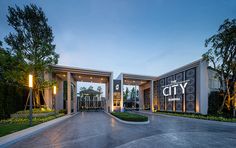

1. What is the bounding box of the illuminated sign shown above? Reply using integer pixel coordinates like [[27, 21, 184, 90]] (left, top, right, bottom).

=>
[[113, 80, 121, 92], [162, 80, 189, 101]]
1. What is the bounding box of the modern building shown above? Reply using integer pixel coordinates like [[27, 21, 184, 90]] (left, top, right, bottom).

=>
[[44, 58, 220, 115]]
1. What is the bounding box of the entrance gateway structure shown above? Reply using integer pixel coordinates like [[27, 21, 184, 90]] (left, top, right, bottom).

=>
[[44, 59, 220, 115]]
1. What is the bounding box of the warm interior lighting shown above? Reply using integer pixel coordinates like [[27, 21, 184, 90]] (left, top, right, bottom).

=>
[[79, 76, 81, 78], [53, 85, 56, 95], [29, 74, 33, 88], [90, 77, 93, 79]]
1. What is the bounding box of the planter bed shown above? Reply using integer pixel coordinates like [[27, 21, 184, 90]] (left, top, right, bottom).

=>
[[156, 111, 236, 122], [11, 112, 55, 118], [0, 113, 64, 137], [111, 112, 148, 122]]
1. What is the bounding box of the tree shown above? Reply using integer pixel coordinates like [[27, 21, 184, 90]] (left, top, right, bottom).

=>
[[123, 87, 129, 102], [130, 87, 136, 100], [97, 86, 102, 94], [203, 19, 236, 114], [4, 4, 59, 107], [0, 41, 26, 118], [88, 86, 93, 90]]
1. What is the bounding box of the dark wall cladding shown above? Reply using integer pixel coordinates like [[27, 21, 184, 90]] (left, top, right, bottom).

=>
[[156, 67, 196, 112], [185, 68, 196, 112]]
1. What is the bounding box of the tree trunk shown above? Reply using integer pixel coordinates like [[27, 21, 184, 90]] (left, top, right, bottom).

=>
[[218, 93, 227, 113], [225, 79, 231, 111], [34, 90, 41, 108], [233, 82, 236, 117]]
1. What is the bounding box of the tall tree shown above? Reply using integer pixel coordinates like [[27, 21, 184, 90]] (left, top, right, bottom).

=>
[[123, 87, 129, 102], [4, 4, 59, 107], [130, 87, 136, 101], [88, 86, 93, 90], [97, 86, 102, 93], [203, 19, 236, 113]]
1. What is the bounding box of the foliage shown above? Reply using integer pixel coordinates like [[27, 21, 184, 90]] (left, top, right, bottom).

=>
[[123, 87, 129, 102], [0, 113, 64, 137], [0, 45, 27, 119], [58, 109, 67, 114], [4, 4, 59, 107], [203, 19, 236, 112], [208, 91, 224, 115], [15, 108, 53, 114], [156, 111, 236, 122], [111, 112, 148, 122]]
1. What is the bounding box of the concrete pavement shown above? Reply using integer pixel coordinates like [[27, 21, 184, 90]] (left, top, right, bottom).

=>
[[6, 112, 236, 148]]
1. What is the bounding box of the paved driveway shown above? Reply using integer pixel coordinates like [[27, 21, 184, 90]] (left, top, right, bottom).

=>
[[8, 112, 236, 148]]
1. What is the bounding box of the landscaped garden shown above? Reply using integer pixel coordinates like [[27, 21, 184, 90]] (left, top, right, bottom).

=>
[[111, 112, 148, 122], [0, 108, 65, 137], [155, 111, 236, 122]]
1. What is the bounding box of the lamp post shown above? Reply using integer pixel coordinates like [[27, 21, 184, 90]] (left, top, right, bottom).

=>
[[29, 74, 33, 126]]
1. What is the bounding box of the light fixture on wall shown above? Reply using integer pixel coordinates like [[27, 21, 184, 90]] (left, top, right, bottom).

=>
[[53, 85, 57, 95]]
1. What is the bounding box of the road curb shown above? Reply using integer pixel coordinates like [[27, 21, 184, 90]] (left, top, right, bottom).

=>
[[104, 111, 150, 125], [0, 113, 78, 147]]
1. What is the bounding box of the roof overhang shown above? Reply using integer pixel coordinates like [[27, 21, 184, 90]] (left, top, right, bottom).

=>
[[51, 65, 113, 83], [121, 73, 156, 85]]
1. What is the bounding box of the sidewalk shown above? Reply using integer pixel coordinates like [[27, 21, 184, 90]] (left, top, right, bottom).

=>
[[136, 110, 236, 127], [0, 113, 77, 147]]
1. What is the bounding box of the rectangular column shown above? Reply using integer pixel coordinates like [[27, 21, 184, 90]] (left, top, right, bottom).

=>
[[139, 85, 144, 110], [109, 74, 114, 112], [67, 72, 71, 114], [74, 81, 77, 113], [44, 72, 52, 109], [56, 78, 64, 111], [150, 80, 154, 112], [120, 74, 124, 112], [105, 81, 109, 112]]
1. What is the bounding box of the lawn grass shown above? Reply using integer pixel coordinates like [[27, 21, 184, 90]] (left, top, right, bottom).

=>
[[111, 112, 148, 122], [155, 111, 236, 122], [0, 113, 64, 137]]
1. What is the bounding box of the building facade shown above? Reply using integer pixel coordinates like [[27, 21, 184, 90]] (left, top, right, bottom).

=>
[[44, 59, 220, 115]]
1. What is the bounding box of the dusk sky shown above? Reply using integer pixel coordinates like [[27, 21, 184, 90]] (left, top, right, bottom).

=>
[[0, 0, 235, 80]]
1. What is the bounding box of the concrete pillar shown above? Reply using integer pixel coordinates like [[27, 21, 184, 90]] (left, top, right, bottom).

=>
[[67, 72, 71, 114], [109, 73, 114, 112], [56, 78, 64, 111], [74, 81, 77, 113], [139, 85, 144, 110], [150, 80, 154, 112], [120, 74, 124, 112], [105, 81, 109, 112], [44, 72, 52, 109], [199, 60, 208, 115]]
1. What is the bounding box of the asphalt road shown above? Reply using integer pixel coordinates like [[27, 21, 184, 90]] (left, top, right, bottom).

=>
[[7, 112, 236, 148]]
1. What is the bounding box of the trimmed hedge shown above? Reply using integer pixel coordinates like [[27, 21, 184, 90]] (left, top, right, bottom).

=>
[[111, 112, 148, 122], [156, 111, 236, 122]]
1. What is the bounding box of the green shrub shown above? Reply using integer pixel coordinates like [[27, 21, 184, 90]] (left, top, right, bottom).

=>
[[111, 112, 148, 122], [156, 111, 236, 122], [15, 108, 53, 114], [59, 109, 67, 114], [208, 91, 224, 115]]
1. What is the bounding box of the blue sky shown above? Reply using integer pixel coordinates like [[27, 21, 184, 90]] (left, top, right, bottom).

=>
[[0, 0, 235, 93]]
